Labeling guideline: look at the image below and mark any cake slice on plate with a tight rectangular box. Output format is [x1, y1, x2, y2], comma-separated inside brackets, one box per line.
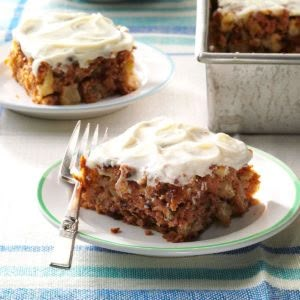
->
[77, 118, 260, 242]
[6, 12, 139, 105]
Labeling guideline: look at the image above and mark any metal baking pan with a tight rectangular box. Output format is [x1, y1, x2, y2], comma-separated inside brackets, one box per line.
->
[195, 0, 300, 133]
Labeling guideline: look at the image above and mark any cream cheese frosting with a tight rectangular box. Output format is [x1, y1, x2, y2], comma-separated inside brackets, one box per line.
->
[219, 0, 300, 17]
[86, 118, 252, 185]
[13, 12, 134, 74]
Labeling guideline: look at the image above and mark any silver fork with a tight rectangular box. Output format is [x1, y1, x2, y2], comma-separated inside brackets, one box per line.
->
[50, 121, 99, 269]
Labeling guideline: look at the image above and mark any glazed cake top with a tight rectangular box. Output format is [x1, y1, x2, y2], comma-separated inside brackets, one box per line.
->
[87, 117, 252, 185]
[218, 0, 300, 17]
[13, 12, 134, 74]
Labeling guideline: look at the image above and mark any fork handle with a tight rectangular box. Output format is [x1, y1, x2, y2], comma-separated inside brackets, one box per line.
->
[50, 181, 81, 269]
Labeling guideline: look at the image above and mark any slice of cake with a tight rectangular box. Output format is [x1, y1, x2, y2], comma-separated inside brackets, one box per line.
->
[209, 0, 300, 53]
[77, 118, 260, 242]
[5, 12, 139, 105]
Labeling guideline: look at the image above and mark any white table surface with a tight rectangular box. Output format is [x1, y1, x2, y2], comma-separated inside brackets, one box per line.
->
[0, 56, 299, 247]
[0, 42, 300, 300]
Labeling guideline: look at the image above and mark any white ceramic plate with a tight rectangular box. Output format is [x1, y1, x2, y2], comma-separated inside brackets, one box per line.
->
[37, 147, 300, 257]
[0, 42, 174, 119]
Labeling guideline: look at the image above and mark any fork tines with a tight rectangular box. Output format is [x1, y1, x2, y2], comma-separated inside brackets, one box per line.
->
[60, 121, 101, 183]
[70, 122, 100, 174]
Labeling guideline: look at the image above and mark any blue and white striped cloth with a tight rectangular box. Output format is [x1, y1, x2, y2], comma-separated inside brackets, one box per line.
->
[0, 1, 300, 299]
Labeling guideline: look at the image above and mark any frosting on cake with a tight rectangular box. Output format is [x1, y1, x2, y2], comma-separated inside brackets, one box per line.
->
[87, 117, 253, 185]
[13, 12, 134, 74]
[218, 0, 300, 17]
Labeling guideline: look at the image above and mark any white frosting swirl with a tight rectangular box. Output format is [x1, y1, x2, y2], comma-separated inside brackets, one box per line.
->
[13, 12, 134, 74]
[219, 0, 300, 17]
[87, 118, 253, 185]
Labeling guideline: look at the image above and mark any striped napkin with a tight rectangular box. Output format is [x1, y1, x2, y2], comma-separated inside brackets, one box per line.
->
[0, 0, 299, 299]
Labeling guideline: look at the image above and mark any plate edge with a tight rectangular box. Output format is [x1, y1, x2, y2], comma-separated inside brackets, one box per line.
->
[37, 148, 300, 253]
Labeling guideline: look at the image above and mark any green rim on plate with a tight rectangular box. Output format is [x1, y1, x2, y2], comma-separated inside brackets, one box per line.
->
[37, 147, 300, 252]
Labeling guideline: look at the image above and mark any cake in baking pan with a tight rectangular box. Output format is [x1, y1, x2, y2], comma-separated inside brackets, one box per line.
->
[209, 0, 300, 53]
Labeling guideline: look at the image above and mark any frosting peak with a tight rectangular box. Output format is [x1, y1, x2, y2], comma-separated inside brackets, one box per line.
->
[219, 0, 300, 17]
[87, 118, 253, 185]
[13, 12, 134, 74]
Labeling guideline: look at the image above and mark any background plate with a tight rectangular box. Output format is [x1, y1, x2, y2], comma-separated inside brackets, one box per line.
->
[37, 147, 300, 256]
[0, 42, 174, 119]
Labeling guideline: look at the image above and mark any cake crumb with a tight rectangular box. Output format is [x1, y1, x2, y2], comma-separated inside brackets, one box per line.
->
[144, 229, 153, 236]
[110, 227, 121, 234]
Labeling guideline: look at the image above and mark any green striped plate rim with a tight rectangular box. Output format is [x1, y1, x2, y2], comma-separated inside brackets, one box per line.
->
[37, 147, 300, 252]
